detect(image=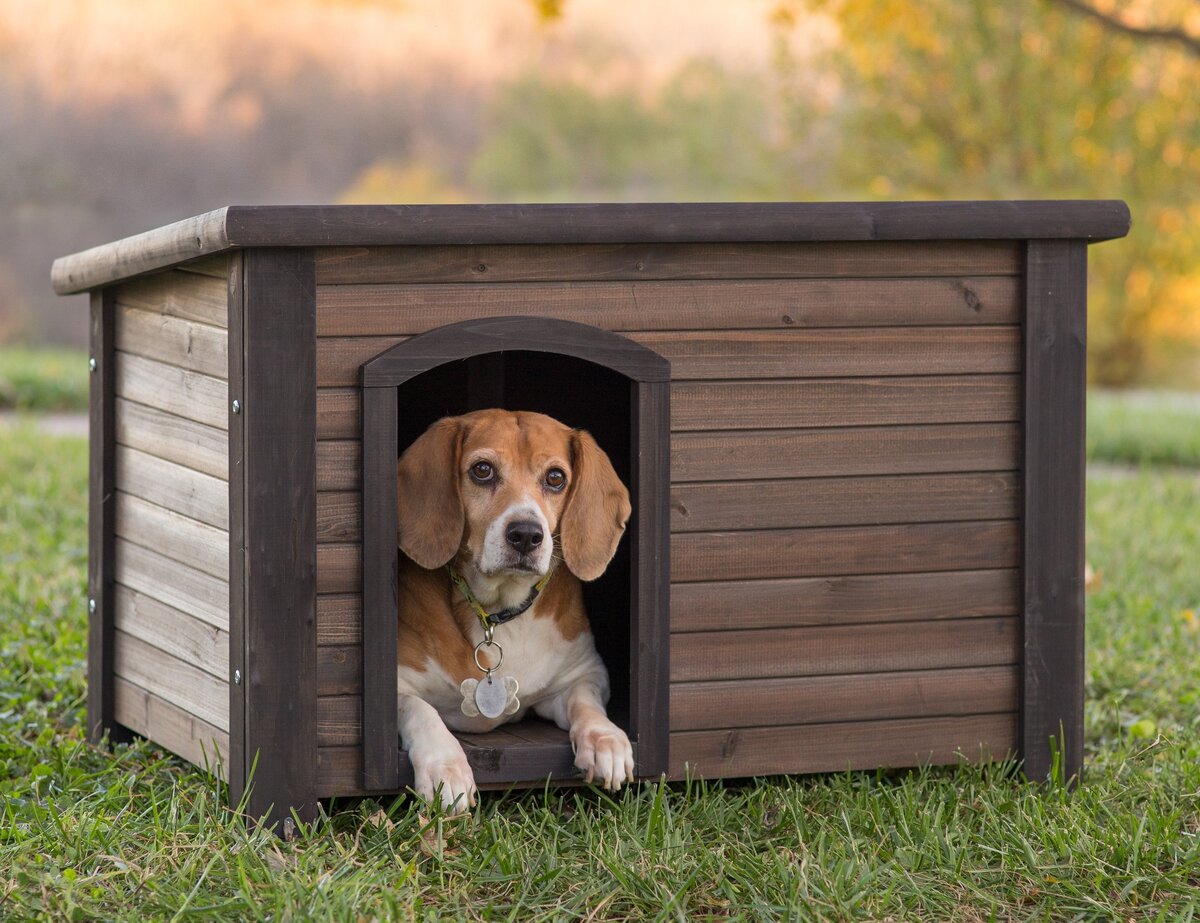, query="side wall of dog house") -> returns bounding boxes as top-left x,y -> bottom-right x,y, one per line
308,240 -> 1023,795
105,260 -> 232,769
